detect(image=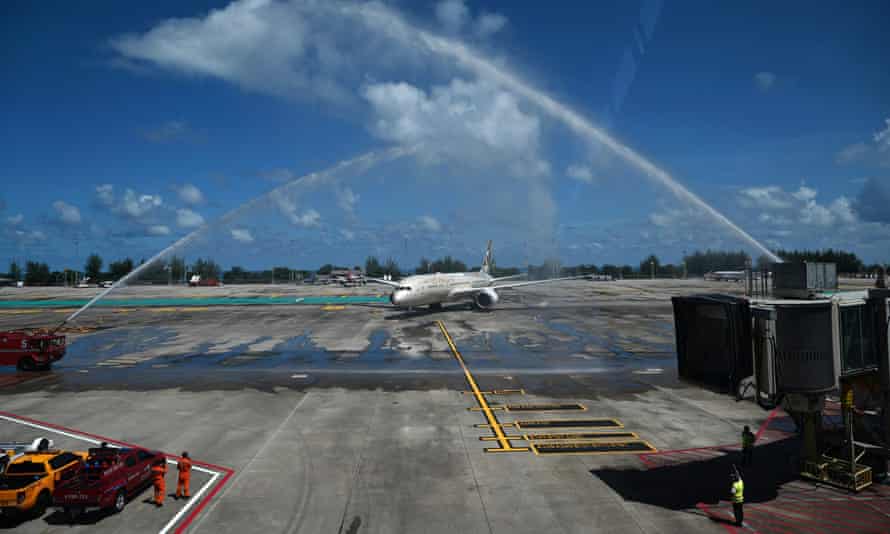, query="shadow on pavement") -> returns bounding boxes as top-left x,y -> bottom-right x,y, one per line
591,437 -> 800,510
